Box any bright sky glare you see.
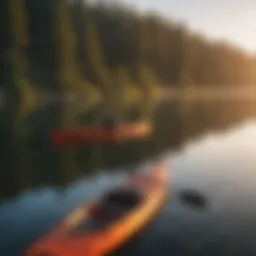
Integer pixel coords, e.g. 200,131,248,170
116,0,256,53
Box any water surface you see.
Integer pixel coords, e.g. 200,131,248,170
1,100,256,256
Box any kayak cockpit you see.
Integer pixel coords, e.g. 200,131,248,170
72,188,142,234
101,187,142,210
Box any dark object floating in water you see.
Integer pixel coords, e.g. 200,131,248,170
180,189,207,208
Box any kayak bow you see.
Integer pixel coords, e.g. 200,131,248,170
25,163,169,256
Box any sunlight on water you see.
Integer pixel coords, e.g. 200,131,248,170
164,119,256,255
170,120,256,210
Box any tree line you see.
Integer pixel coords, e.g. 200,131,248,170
1,0,256,104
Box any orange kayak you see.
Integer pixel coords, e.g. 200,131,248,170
50,122,152,147
25,164,169,256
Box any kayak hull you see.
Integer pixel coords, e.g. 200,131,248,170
50,122,152,147
25,164,169,256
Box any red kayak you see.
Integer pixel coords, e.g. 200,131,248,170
50,122,152,147
25,163,169,256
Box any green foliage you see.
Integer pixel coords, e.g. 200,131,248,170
138,66,162,99
85,21,111,93
54,0,100,106
114,67,141,104
9,0,38,121
2,0,256,107
10,0,29,47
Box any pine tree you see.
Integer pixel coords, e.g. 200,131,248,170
54,0,99,111
85,21,110,94
9,0,37,120
0,0,12,90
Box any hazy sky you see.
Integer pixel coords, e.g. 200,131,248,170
117,0,256,53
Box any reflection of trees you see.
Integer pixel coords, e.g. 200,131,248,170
124,97,158,122
60,100,98,128
2,101,256,202
0,105,60,200
0,107,32,201
78,101,256,170
180,101,256,142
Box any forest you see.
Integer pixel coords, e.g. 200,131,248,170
1,0,256,106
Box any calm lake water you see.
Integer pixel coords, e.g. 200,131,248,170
1,100,256,256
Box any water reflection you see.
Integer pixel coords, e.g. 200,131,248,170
167,120,256,255
1,100,256,202
1,100,256,255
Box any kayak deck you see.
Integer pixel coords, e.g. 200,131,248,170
71,188,142,235
25,164,168,256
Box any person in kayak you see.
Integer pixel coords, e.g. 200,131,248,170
102,115,118,130
102,116,118,130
